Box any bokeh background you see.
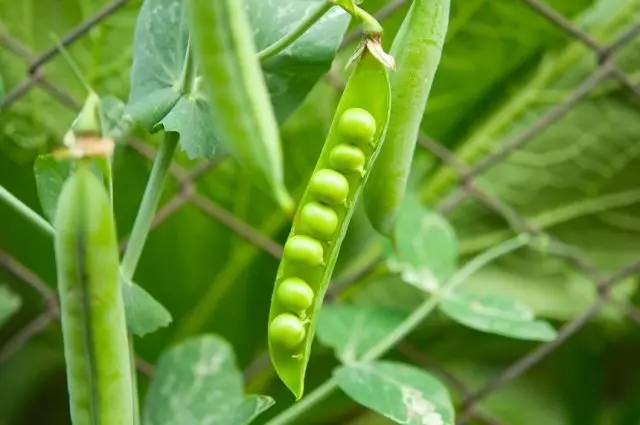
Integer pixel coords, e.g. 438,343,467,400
2,0,640,424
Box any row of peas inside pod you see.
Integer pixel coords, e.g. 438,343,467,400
269,107,378,351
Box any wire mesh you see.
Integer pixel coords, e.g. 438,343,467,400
1,0,640,423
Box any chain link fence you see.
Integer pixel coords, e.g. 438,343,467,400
2,0,640,423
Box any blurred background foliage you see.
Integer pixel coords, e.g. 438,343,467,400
2,0,640,424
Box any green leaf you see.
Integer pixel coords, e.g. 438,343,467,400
0,285,21,327
125,88,181,133
125,0,221,159
317,305,406,363
122,280,172,337
439,291,558,342
461,256,637,325
34,154,72,222
248,0,351,122
126,0,349,158
334,361,455,425
143,335,273,425
389,195,458,292
231,395,276,425
99,96,126,138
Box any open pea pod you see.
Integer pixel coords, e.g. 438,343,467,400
268,48,391,399
364,0,450,236
54,161,133,424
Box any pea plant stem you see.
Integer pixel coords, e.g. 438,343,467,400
352,6,384,37
257,1,333,62
120,131,178,425
0,185,55,237
180,35,195,94
120,131,179,282
267,234,531,425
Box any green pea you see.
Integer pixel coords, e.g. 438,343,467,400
189,0,293,214
338,107,377,144
329,144,366,175
54,161,133,424
283,235,325,266
364,0,450,235
309,169,350,205
299,202,339,240
268,49,391,400
269,313,307,349
277,277,314,313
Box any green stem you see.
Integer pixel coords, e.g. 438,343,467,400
352,6,383,37
0,185,55,237
266,235,530,425
180,35,195,94
258,1,333,62
120,132,178,425
120,132,179,282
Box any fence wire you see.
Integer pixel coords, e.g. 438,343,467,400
1,0,640,424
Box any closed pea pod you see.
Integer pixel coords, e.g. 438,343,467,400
268,47,392,400
54,161,133,424
364,0,450,236
187,0,293,213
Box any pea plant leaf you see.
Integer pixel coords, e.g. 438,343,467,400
34,155,71,222
334,361,454,425
143,335,274,425
316,305,406,363
125,0,219,159
248,0,350,122
122,279,172,337
126,0,349,158
439,291,558,342
388,195,458,293
230,395,275,425
0,286,21,328
462,258,637,325
99,96,126,138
